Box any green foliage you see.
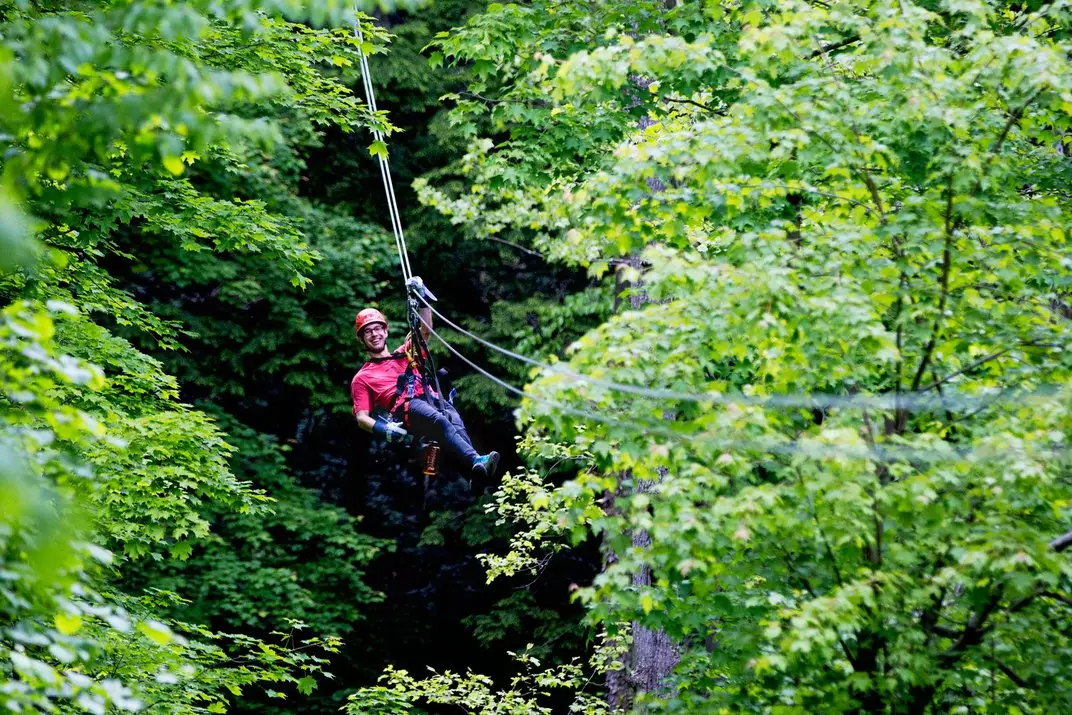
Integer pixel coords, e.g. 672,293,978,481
347,635,628,715
462,591,586,665
136,412,387,638
122,197,393,411
0,303,341,712
413,0,1072,712
448,286,614,418
1,0,408,711
478,434,596,584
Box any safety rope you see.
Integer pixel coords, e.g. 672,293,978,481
354,17,412,284
414,294,1063,415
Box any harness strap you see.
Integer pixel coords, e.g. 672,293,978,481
390,362,417,425
367,340,434,428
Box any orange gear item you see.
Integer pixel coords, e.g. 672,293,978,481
422,442,440,477
355,308,388,336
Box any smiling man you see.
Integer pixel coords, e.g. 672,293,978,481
350,306,499,487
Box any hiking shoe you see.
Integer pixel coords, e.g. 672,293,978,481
471,451,500,479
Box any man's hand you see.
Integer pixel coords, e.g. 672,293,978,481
416,305,431,342
373,415,409,444
406,276,437,302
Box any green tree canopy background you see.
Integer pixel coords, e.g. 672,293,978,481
4,0,1071,714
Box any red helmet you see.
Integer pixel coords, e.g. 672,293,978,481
354,308,388,336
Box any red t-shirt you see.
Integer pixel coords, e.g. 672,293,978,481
351,340,425,415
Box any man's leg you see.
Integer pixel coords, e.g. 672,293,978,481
406,397,479,466
442,402,474,448
439,401,499,489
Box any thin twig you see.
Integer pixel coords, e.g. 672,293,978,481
662,96,726,115
806,35,860,60
459,91,550,109
1012,0,1056,32
911,173,956,391
916,348,1011,392
487,236,544,258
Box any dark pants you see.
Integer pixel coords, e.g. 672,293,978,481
406,396,479,466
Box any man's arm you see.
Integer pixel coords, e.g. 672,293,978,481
352,375,378,432
355,409,377,433
359,409,409,443
400,306,432,351
417,306,431,342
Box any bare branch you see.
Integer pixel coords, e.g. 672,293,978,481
662,96,726,115
806,35,860,60
486,236,544,258
916,347,1011,393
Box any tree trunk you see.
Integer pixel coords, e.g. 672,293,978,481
604,474,681,711
604,47,682,709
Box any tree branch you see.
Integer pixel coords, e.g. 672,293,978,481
1009,590,1072,613
812,39,888,222
980,88,1043,181
716,178,882,218
907,586,1002,712
662,96,726,115
1012,0,1056,32
993,659,1031,689
459,91,550,109
777,543,860,669
860,408,886,567
915,347,1011,393
806,35,860,59
486,236,544,258
910,173,955,391
939,587,1003,664
923,622,960,639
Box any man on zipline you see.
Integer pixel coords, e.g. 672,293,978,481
351,304,500,486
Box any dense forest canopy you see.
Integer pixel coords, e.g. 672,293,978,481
3,0,1071,714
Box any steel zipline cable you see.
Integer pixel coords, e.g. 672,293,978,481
419,320,1068,464
354,17,411,285
414,294,1064,415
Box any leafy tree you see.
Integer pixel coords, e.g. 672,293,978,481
349,635,628,715
0,300,342,713
399,0,1072,712
1,0,412,710
124,410,387,638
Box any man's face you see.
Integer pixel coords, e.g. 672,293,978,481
360,322,388,353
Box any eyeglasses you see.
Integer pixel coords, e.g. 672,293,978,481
362,324,387,336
